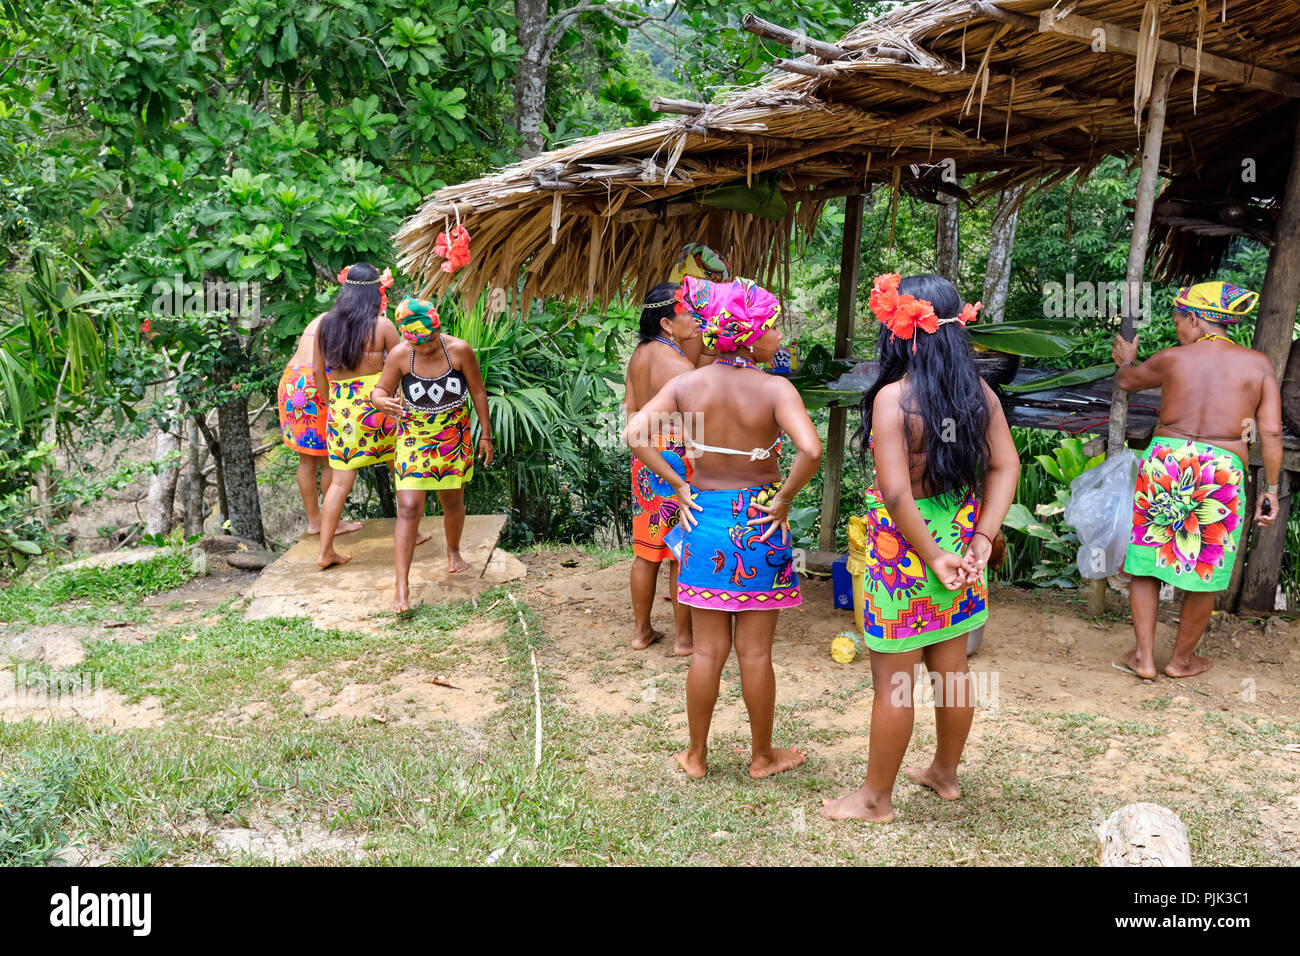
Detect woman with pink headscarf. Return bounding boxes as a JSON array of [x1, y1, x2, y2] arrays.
[[626, 276, 822, 780]]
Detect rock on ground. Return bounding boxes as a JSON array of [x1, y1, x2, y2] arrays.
[[1098, 802, 1192, 866]]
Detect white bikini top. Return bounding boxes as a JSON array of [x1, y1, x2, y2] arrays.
[[685, 434, 783, 461]]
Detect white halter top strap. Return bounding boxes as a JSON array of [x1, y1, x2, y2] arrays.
[[686, 434, 783, 461]]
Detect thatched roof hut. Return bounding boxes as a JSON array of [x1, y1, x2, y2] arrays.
[[395, 0, 1300, 306]]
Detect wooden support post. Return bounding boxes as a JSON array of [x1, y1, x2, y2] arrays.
[[818, 193, 865, 552], [1091, 64, 1176, 616], [1237, 106, 1300, 611], [706, 208, 725, 254], [1240, 473, 1292, 612]]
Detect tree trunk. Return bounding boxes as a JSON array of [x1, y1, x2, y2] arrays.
[[183, 418, 208, 537], [1237, 105, 1300, 610], [513, 0, 550, 158], [981, 183, 1029, 322], [210, 346, 264, 545], [1251, 105, 1300, 381], [935, 195, 960, 286], [144, 381, 182, 536]]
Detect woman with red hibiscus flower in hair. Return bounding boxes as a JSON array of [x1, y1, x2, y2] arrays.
[[313, 262, 405, 569], [822, 273, 1019, 824]]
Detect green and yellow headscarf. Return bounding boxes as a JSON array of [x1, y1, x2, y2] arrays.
[[669, 243, 732, 285], [1173, 282, 1259, 326], [395, 297, 441, 344]]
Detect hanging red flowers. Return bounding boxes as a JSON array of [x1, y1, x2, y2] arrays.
[[434, 225, 471, 274]]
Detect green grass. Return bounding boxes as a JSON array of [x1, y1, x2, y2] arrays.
[[1, 558, 1296, 866], [0, 550, 199, 626]]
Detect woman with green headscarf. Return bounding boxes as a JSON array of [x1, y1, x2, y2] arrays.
[[372, 297, 494, 611]]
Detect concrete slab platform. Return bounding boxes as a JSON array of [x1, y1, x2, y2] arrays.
[[244, 515, 525, 629]]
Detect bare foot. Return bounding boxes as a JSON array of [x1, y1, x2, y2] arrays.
[[415, 531, 431, 546], [336, 520, 363, 536], [749, 746, 806, 779], [904, 764, 961, 800], [392, 591, 412, 613], [673, 633, 694, 657], [631, 628, 664, 651], [675, 749, 707, 778], [1121, 647, 1157, 680], [1165, 654, 1213, 678], [307, 523, 321, 535], [447, 550, 468, 574], [317, 549, 352, 569], [820, 789, 894, 822]]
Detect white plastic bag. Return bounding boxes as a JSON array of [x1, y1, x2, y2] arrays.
[[1063, 449, 1138, 580]]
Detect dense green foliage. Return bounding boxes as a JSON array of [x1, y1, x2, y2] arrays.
[[0, 2, 1294, 596]]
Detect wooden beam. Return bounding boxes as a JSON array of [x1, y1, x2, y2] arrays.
[[773, 58, 839, 80], [818, 193, 865, 552], [651, 97, 706, 116], [623, 100, 957, 210], [1108, 65, 1176, 456], [685, 124, 810, 152], [742, 13, 850, 61], [1093, 64, 1176, 616], [974, 2, 1300, 99], [611, 202, 704, 223]]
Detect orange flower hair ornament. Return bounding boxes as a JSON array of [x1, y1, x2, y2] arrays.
[[337, 265, 395, 313], [868, 273, 980, 349]]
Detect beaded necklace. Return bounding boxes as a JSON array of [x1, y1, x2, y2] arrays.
[[1196, 333, 1233, 345], [653, 335, 687, 360], [713, 356, 761, 371]]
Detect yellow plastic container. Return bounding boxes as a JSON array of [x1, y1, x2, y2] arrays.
[[846, 514, 868, 639]]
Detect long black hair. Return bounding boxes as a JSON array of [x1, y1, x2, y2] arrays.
[[852, 273, 990, 500], [319, 262, 383, 371], [637, 282, 681, 344]]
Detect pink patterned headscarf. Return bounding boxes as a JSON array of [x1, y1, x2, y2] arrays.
[[681, 276, 780, 353]]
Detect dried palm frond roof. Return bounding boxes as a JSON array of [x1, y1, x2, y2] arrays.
[[395, 0, 1300, 307]]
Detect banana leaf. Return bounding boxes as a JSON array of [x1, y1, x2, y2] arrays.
[[970, 318, 1081, 334], [1002, 364, 1115, 394], [786, 343, 854, 392], [968, 326, 1083, 358]]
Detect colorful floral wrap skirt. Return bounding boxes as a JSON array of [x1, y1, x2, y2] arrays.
[[325, 373, 397, 470], [394, 403, 474, 491], [1123, 438, 1244, 592], [664, 483, 801, 612], [277, 363, 328, 456], [861, 488, 987, 654], [631, 435, 693, 562]]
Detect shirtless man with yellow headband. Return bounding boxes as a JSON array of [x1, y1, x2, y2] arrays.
[[1113, 281, 1283, 679]]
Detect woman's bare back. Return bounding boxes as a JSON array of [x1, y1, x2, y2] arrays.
[[672, 364, 786, 489], [1154, 339, 1269, 461], [320, 315, 398, 379]]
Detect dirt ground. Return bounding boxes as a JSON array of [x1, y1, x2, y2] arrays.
[[8, 540, 1298, 864]]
